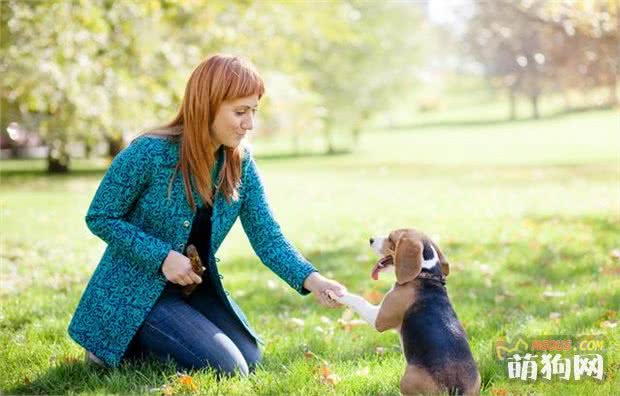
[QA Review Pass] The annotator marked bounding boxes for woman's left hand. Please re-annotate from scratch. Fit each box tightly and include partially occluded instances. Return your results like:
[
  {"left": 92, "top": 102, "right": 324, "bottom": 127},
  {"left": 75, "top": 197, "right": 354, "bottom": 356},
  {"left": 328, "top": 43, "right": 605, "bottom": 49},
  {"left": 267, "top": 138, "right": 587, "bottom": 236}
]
[{"left": 303, "top": 272, "right": 347, "bottom": 308}]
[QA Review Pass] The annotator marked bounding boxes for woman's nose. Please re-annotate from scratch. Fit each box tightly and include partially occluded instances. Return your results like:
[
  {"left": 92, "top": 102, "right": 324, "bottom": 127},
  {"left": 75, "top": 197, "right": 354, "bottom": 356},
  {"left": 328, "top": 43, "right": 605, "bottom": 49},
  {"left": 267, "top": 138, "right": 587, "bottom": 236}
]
[{"left": 241, "top": 114, "right": 254, "bottom": 131}]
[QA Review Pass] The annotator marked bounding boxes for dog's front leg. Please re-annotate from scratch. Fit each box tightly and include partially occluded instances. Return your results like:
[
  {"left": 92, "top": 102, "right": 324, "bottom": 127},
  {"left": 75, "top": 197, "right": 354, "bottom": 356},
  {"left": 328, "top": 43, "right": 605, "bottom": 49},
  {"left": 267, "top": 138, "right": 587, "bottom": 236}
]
[{"left": 327, "top": 291, "right": 379, "bottom": 328}]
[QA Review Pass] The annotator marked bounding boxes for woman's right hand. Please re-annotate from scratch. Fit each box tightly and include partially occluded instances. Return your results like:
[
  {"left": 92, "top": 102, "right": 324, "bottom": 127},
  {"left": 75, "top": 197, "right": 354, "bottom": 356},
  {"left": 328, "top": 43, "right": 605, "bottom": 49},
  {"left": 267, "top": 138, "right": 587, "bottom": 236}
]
[{"left": 161, "top": 250, "right": 203, "bottom": 286}]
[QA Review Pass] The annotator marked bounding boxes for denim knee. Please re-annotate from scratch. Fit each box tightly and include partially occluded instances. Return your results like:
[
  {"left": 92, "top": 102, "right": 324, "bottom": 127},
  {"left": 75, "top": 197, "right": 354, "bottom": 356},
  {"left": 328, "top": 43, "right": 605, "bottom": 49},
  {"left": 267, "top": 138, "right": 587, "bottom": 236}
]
[{"left": 245, "top": 345, "right": 262, "bottom": 373}]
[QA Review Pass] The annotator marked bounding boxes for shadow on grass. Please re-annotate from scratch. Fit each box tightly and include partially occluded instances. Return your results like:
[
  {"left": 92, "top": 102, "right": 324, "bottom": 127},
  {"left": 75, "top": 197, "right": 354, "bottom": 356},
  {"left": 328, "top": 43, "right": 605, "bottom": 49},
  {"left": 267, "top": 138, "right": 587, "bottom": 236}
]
[{"left": 6, "top": 356, "right": 180, "bottom": 395}]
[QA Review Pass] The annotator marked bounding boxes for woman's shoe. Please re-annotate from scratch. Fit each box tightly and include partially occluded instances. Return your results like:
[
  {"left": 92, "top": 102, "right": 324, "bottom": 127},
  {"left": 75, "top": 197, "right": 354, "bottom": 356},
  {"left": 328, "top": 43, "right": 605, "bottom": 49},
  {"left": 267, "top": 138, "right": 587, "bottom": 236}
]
[{"left": 84, "top": 349, "right": 106, "bottom": 367}]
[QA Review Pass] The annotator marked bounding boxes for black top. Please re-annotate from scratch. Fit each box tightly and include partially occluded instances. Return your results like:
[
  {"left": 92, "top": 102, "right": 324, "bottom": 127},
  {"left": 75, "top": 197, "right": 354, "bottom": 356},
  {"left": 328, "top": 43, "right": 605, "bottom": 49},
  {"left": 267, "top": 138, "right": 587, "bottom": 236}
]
[{"left": 161, "top": 204, "right": 214, "bottom": 297}]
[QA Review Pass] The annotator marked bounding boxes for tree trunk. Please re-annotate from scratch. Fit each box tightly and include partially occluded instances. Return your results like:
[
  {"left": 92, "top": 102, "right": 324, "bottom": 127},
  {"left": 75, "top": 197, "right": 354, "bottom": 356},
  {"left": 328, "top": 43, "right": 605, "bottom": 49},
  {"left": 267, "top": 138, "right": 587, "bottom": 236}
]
[
  {"left": 351, "top": 109, "right": 370, "bottom": 146},
  {"left": 563, "top": 89, "right": 571, "bottom": 112},
  {"left": 509, "top": 89, "right": 517, "bottom": 120},
  {"left": 84, "top": 141, "right": 93, "bottom": 159},
  {"left": 530, "top": 95, "right": 540, "bottom": 119},
  {"left": 47, "top": 140, "right": 70, "bottom": 173},
  {"left": 323, "top": 118, "right": 335, "bottom": 154},
  {"left": 292, "top": 133, "right": 300, "bottom": 155},
  {"left": 107, "top": 135, "right": 124, "bottom": 158}
]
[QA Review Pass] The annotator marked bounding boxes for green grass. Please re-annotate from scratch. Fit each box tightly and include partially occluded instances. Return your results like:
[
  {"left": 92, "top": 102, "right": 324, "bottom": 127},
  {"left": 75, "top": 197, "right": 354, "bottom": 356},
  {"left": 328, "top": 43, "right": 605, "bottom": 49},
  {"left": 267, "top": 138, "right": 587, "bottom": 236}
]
[{"left": 1, "top": 108, "right": 619, "bottom": 395}]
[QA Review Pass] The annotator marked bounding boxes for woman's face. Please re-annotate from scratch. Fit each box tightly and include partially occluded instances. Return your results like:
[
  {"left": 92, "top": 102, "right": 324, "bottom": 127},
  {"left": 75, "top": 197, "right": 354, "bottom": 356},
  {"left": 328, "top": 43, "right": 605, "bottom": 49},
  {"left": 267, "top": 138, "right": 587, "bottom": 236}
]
[{"left": 210, "top": 94, "right": 259, "bottom": 149}]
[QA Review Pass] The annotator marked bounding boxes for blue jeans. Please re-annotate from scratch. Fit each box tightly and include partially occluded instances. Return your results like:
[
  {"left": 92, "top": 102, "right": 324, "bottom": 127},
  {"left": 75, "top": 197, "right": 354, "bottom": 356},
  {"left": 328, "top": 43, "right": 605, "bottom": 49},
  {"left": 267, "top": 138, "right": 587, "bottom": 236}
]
[{"left": 126, "top": 285, "right": 261, "bottom": 376}]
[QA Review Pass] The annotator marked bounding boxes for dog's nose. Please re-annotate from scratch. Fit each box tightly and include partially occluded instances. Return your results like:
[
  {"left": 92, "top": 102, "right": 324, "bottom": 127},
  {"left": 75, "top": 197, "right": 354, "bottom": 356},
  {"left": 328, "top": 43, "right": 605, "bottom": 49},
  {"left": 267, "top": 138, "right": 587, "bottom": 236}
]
[{"left": 369, "top": 238, "right": 374, "bottom": 245}]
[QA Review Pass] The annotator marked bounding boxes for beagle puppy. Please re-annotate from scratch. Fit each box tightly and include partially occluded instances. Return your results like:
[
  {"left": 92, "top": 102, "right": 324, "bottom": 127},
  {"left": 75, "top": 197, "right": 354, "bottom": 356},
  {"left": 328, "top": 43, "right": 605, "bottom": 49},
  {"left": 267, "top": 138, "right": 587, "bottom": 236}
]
[{"left": 329, "top": 229, "right": 480, "bottom": 395}]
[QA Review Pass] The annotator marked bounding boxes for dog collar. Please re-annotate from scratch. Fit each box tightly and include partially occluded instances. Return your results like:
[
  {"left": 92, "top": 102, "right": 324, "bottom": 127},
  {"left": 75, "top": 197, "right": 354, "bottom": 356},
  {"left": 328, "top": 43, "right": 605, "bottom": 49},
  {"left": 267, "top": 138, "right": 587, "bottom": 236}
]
[{"left": 417, "top": 271, "right": 446, "bottom": 285}]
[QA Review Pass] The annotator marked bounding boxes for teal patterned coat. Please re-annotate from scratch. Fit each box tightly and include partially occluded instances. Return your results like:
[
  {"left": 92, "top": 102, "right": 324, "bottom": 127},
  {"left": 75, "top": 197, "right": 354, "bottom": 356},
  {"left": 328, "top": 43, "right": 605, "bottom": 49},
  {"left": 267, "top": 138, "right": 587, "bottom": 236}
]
[{"left": 68, "top": 135, "right": 317, "bottom": 367}]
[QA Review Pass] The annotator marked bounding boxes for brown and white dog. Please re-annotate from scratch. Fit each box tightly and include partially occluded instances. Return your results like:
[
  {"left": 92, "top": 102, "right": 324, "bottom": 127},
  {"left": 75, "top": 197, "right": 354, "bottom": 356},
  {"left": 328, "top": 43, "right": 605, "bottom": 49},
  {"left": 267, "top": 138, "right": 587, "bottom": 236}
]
[{"left": 328, "top": 229, "right": 480, "bottom": 395}]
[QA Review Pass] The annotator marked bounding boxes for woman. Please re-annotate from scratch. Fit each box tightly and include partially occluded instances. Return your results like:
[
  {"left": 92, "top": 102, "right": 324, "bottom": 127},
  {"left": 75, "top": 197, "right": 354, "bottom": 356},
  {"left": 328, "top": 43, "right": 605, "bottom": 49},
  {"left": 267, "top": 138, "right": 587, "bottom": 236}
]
[{"left": 68, "top": 54, "right": 346, "bottom": 376}]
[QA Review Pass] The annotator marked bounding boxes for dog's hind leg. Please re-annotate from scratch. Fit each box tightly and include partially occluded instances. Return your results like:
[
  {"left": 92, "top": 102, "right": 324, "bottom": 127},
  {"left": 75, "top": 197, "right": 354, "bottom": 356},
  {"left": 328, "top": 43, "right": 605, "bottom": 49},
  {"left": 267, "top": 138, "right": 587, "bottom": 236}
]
[{"left": 400, "top": 364, "right": 442, "bottom": 396}]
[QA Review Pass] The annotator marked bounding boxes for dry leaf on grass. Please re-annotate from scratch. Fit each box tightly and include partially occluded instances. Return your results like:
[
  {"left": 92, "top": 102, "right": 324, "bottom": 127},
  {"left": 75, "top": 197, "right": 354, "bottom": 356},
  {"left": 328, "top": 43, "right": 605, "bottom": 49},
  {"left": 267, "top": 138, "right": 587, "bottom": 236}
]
[
  {"left": 178, "top": 374, "right": 198, "bottom": 392},
  {"left": 304, "top": 349, "right": 318, "bottom": 360},
  {"left": 337, "top": 318, "right": 367, "bottom": 332},
  {"left": 319, "top": 364, "right": 341, "bottom": 386},
  {"left": 160, "top": 384, "right": 174, "bottom": 396}
]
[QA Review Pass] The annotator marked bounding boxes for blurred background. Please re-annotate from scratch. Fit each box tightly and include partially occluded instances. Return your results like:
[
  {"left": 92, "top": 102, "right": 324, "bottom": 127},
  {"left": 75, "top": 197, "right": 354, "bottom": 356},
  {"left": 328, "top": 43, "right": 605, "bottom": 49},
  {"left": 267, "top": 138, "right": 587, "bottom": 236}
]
[
  {"left": 1, "top": 2, "right": 619, "bottom": 394},
  {"left": 1, "top": 0, "right": 617, "bottom": 168}
]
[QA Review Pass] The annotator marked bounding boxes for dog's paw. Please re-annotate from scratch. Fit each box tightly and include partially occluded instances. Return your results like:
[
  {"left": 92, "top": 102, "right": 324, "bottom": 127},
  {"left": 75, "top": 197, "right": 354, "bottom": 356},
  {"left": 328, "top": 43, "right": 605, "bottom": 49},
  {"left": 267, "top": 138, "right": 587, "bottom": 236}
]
[{"left": 325, "top": 290, "right": 341, "bottom": 302}]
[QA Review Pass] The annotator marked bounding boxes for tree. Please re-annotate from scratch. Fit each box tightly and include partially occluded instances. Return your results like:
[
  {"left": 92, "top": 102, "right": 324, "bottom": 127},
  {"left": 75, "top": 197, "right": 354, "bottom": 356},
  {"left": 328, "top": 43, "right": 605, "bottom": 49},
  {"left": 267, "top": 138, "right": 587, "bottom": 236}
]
[{"left": 463, "top": 0, "right": 618, "bottom": 119}]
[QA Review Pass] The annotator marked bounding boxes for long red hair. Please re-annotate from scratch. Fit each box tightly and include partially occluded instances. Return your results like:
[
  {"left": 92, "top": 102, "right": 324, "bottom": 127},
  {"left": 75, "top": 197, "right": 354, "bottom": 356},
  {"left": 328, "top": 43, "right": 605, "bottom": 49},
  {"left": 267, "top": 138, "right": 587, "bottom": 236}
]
[{"left": 142, "top": 54, "right": 264, "bottom": 211}]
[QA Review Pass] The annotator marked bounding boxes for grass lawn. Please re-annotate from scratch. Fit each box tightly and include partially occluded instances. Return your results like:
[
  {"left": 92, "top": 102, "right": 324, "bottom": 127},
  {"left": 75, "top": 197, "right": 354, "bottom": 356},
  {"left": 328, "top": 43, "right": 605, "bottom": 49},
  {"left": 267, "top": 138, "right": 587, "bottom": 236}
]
[{"left": 1, "top": 108, "right": 619, "bottom": 395}]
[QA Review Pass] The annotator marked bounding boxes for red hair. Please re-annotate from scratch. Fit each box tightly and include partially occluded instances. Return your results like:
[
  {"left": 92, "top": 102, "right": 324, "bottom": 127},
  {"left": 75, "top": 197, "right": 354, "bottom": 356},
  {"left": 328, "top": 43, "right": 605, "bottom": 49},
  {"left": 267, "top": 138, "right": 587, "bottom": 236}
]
[{"left": 143, "top": 54, "right": 264, "bottom": 211}]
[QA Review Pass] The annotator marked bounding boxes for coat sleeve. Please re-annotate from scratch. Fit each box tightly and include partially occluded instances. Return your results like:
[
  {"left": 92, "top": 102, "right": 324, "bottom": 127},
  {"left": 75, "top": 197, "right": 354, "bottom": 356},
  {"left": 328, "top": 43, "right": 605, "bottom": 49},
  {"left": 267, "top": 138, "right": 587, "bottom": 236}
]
[
  {"left": 85, "top": 137, "right": 172, "bottom": 274},
  {"left": 239, "top": 153, "right": 317, "bottom": 295}
]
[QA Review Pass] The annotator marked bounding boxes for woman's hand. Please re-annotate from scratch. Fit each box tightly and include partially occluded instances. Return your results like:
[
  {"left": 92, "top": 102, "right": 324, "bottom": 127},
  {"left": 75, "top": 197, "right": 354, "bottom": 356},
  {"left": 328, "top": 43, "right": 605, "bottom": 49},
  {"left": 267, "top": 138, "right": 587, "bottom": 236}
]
[
  {"left": 162, "top": 250, "right": 203, "bottom": 286},
  {"left": 303, "top": 272, "right": 347, "bottom": 308}
]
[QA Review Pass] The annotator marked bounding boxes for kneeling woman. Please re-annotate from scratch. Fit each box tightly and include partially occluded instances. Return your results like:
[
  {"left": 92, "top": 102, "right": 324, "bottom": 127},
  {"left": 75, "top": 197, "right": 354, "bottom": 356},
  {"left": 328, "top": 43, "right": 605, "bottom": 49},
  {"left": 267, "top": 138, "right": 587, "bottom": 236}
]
[{"left": 68, "top": 54, "right": 346, "bottom": 376}]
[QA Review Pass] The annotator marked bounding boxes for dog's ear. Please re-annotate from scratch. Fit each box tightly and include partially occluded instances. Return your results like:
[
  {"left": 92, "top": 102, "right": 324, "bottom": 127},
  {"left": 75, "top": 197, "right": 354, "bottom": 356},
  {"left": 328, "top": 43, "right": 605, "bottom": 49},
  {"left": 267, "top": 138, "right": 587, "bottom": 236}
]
[
  {"left": 430, "top": 240, "right": 450, "bottom": 276},
  {"left": 394, "top": 235, "right": 422, "bottom": 284}
]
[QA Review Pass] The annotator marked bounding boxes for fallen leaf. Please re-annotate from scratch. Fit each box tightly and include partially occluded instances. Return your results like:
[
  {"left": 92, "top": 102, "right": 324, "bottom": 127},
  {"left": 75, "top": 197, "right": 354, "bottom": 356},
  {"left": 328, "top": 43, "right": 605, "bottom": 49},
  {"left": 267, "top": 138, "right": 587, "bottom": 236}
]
[
  {"left": 601, "top": 320, "right": 618, "bottom": 328},
  {"left": 337, "top": 318, "right": 367, "bottom": 332},
  {"left": 602, "top": 265, "right": 620, "bottom": 276},
  {"left": 603, "top": 310, "right": 617, "bottom": 319},
  {"left": 61, "top": 355, "right": 80, "bottom": 364},
  {"left": 161, "top": 384, "right": 174, "bottom": 396},
  {"left": 319, "top": 364, "right": 341, "bottom": 386},
  {"left": 375, "top": 346, "right": 385, "bottom": 355},
  {"left": 178, "top": 374, "right": 197, "bottom": 391},
  {"left": 492, "top": 389, "right": 509, "bottom": 396}
]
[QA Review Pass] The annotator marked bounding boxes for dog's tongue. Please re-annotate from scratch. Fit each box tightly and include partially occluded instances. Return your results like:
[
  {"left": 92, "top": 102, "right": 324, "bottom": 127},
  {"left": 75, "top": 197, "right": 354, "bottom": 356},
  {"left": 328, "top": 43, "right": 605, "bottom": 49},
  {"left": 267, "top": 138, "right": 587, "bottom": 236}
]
[{"left": 371, "top": 256, "right": 393, "bottom": 280}]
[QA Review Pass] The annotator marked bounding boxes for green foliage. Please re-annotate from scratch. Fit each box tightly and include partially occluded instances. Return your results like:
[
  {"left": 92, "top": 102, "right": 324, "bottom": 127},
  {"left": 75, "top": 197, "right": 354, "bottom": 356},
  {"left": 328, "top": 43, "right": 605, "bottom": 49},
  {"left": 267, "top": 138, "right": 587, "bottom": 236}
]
[{"left": 1, "top": 1, "right": 432, "bottom": 167}]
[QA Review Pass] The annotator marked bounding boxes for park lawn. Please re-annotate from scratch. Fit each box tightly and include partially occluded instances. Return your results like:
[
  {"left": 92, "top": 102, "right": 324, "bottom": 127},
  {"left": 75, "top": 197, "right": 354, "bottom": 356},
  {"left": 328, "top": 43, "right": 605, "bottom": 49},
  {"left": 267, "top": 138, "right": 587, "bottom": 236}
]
[{"left": 0, "top": 109, "right": 618, "bottom": 395}]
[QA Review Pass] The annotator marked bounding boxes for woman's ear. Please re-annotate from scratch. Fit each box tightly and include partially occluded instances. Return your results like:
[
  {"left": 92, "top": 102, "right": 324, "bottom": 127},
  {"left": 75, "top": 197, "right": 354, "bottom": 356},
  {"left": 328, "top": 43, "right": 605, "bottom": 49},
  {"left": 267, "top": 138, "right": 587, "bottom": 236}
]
[
  {"left": 431, "top": 240, "right": 450, "bottom": 276},
  {"left": 394, "top": 235, "right": 423, "bottom": 284}
]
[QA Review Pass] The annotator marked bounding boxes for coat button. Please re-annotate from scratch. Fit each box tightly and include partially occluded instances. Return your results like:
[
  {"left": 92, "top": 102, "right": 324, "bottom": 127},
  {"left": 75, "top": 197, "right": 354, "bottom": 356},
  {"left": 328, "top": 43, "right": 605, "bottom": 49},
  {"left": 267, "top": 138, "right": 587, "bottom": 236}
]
[
  {"left": 177, "top": 243, "right": 185, "bottom": 250},
  {"left": 183, "top": 220, "right": 190, "bottom": 228}
]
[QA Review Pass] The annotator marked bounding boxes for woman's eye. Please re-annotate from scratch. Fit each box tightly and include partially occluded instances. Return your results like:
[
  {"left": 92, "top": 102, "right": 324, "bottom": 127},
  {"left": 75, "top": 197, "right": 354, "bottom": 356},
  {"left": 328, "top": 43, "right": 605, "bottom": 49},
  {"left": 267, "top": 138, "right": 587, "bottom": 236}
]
[{"left": 235, "top": 111, "right": 245, "bottom": 116}]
